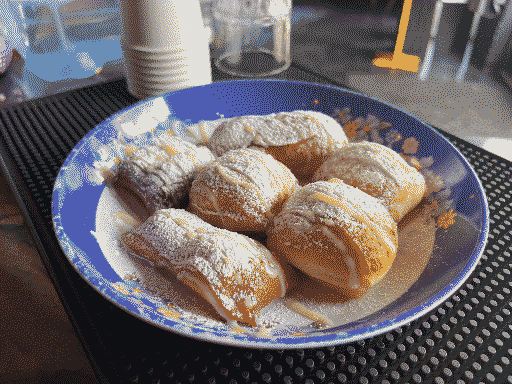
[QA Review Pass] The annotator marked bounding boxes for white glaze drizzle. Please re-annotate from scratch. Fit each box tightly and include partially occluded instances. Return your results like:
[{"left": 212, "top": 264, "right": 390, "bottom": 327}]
[{"left": 321, "top": 226, "right": 359, "bottom": 289}]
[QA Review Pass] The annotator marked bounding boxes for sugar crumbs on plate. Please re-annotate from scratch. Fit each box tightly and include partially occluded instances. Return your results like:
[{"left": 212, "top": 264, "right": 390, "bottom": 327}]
[
  {"left": 332, "top": 106, "right": 456, "bottom": 228},
  {"left": 124, "top": 273, "right": 140, "bottom": 283},
  {"left": 437, "top": 209, "right": 457, "bottom": 229}
]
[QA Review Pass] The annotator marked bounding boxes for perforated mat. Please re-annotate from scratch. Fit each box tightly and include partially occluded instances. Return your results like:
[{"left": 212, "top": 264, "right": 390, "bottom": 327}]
[{"left": 0, "top": 65, "right": 511, "bottom": 384}]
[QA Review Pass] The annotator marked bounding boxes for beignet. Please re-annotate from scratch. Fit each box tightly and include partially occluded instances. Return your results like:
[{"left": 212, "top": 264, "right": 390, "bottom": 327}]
[
  {"left": 313, "top": 141, "right": 426, "bottom": 223},
  {"left": 205, "top": 110, "right": 349, "bottom": 176},
  {"left": 188, "top": 148, "right": 298, "bottom": 232},
  {"left": 122, "top": 208, "right": 286, "bottom": 327},
  {"left": 113, "top": 135, "right": 215, "bottom": 215},
  {"left": 266, "top": 178, "right": 398, "bottom": 299}
]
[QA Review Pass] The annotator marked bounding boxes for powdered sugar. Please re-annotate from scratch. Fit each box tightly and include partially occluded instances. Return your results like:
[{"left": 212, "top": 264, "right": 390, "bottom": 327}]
[
  {"left": 271, "top": 179, "right": 397, "bottom": 266},
  {"left": 126, "top": 208, "right": 286, "bottom": 322},
  {"left": 114, "top": 136, "right": 215, "bottom": 212},
  {"left": 314, "top": 142, "right": 426, "bottom": 222},
  {"left": 315, "top": 145, "right": 399, "bottom": 206},
  {"left": 89, "top": 107, "right": 454, "bottom": 339},
  {"left": 206, "top": 111, "right": 348, "bottom": 158},
  {"left": 190, "top": 148, "right": 298, "bottom": 230}
]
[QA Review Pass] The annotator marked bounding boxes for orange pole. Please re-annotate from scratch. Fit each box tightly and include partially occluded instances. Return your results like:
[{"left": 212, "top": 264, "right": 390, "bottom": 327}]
[
  {"left": 395, "top": 0, "right": 413, "bottom": 54},
  {"left": 373, "top": 0, "right": 420, "bottom": 72}
]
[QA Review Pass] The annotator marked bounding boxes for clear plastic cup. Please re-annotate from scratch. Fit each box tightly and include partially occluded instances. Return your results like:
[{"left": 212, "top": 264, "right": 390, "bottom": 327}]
[{"left": 212, "top": 0, "right": 291, "bottom": 77}]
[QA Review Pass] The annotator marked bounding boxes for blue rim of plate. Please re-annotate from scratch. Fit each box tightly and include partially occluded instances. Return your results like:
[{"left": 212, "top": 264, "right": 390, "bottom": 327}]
[{"left": 51, "top": 79, "right": 489, "bottom": 349}]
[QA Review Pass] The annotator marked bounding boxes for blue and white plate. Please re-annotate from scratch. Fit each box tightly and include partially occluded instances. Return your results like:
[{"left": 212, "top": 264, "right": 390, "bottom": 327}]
[{"left": 52, "top": 79, "right": 489, "bottom": 349}]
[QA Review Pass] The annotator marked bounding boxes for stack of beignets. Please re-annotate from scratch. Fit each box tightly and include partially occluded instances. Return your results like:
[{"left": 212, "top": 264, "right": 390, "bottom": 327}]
[
  {"left": 188, "top": 148, "right": 298, "bottom": 232},
  {"left": 113, "top": 135, "right": 215, "bottom": 214},
  {"left": 112, "top": 110, "right": 433, "bottom": 327},
  {"left": 266, "top": 178, "right": 398, "bottom": 298},
  {"left": 313, "top": 141, "right": 426, "bottom": 223},
  {"left": 206, "top": 110, "right": 349, "bottom": 176},
  {"left": 122, "top": 209, "right": 286, "bottom": 327}
]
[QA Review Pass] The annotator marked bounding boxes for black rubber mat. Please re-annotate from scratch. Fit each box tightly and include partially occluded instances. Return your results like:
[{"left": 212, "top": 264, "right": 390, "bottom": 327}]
[{"left": 0, "top": 63, "right": 511, "bottom": 384}]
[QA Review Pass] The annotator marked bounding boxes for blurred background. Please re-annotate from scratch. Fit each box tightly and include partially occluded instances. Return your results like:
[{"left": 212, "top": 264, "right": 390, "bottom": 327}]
[{"left": 0, "top": 0, "right": 511, "bottom": 159}]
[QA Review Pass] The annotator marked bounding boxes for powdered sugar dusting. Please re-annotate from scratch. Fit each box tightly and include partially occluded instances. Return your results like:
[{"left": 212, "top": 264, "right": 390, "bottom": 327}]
[
  {"left": 126, "top": 208, "right": 285, "bottom": 323},
  {"left": 89, "top": 107, "right": 454, "bottom": 340},
  {"left": 270, "top": 179, "right": 397, "bottom": 292},
  {"left": 206, "top": 111, "right": 348, "bottom": 158},
  {"left": 95, "top": 158, "right": 441, "bottom": 339},
  {"left": 315, "top": 144, "right": 399, "bottom": 205},
  {"left": 190, "top": 148, "right": 298, "bottom": 230},
  {"left": 306, "top": 111, "right": 348, "bottom": 150},
  {"left": 314, "top": 142, "right": 426, "bottom": 221},
  {"left": 114, "top": 136, "right": 215, "bottom": 212},
  {"left": 272, "top": 180, "right": 394, "bottom": 250}
]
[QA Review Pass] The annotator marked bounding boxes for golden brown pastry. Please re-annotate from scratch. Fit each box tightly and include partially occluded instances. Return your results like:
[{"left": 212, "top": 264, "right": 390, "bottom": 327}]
[
  {"left": 188, "top": 148, "right": 298, "bottom": 232},
  {"left": 122, "top": 208, "right": 287, "bottom": 327},
  {"left": 266, "top": 178, "right": 398, "bottom": 299},
  {"left": 112, "top": 135, "right": 215, "bottom": 215},
  {"left": 205, "top": 110, "right": 349, "bottom": 176},
  {"left": 313, "top": 141, "right": 426, "bottom": 223}
]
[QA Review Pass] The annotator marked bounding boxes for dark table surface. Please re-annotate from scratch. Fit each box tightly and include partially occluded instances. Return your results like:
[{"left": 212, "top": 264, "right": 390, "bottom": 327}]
[{"left": 1, "top": 1, "right": 512, "bottom": 383}]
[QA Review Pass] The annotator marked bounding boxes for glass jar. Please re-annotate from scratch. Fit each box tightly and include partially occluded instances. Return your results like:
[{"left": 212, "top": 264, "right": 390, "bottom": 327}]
[{"left": 211, "top": 0, "right": 292, "bottom": 77}]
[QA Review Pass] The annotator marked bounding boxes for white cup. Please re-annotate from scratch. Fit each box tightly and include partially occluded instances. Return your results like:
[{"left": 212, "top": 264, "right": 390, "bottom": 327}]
[
  {"left": 123, "top": 51, "right": 187, "bottom": 72},
  {"left": 127, "top": 63, "right": 187, "bottom": 77},
  {"left": 126, "top": 65, "right": 188, "bottom": 84},
  {"left": 123, "top": 46, "right": 196, "bottom": 67},
  {"left": 119, "top": 0, "right": 204, "bottom": 49},
  {"left": 123, "top": 43, "right": 210, "bottom": 79},
  {"left": 120, "top": 0, "right": 212, "bottom": 99},
  {"left": 122, "top": 43, "right": 193, "bottom": 55},
  {"left": 126, "top": 78, "right": 192, "bottom": 99},
  {"left": 124, "top": 57, "right": 211, "bottom": 98}
]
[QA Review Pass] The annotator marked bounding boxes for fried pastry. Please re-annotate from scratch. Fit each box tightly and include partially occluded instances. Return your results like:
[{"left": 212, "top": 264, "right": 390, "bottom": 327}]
[
  {"left": 205, "top": 110, "right": 349, "bottom": 176},
  {"left": 313, "top": 141, "right": 426, "bottom": 223},
  {"left": 266, "top": 178, "right": 398, "bottom": 299},
  {"left": 122, "top": 208, "right": 286, "bottom": 326},
  {"left": 188, "top": 148, "right": 298, "bottom": 232},
  {"left": 112, "top": 135, "right": 215, "bottom": 215}
]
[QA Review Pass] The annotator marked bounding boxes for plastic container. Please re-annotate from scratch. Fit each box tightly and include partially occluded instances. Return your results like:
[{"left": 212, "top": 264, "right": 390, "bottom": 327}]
[{"left": 0, "top": 0, "right": 124, "bottom": 82}]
